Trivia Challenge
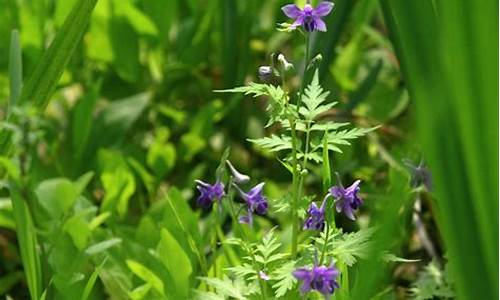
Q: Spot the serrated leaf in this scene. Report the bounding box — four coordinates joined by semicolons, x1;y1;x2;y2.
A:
332;228;375;266
313;228;376;267
271;261;297;298
198;276;248;300
300;70;337;120
409;261;454;300
248;135;293;153
327;127;378;146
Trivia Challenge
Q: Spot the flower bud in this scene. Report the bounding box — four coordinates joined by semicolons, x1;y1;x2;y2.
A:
258;66;273;82
226;160;250;184
277;54;294;72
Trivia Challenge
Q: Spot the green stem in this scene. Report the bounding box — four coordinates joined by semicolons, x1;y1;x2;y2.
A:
296;33;310;112
289;118;300;259
319;221;330;265
290;33;311;259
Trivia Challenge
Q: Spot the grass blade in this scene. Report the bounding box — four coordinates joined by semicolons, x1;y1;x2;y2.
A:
8;29;22;111
18;0;98;109
10;184;42;300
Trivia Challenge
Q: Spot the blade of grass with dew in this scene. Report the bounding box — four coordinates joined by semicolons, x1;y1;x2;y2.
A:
380;0;498;299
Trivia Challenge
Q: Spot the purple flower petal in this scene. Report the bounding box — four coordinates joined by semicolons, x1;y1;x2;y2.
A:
282;4;303;18
194;180;225;210
259;271;270;281
313;2;334;17
248;182;265;197
313;16;327;32
289;16;305;29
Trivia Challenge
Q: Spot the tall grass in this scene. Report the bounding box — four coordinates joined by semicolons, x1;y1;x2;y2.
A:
380;0;498;299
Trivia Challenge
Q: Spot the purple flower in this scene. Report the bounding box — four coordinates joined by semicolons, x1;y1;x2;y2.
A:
195;180;225;209
282;1;334;32
303;202;325;231
403;159;432;191
234;182;268;225
329;178;363;220
293;264;340;298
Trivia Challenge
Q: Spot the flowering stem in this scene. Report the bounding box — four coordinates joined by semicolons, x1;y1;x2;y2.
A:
226;178;267;299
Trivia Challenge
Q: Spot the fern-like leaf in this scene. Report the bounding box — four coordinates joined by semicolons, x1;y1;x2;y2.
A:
248;135;293;152
299;70;337;120
271;261;297;298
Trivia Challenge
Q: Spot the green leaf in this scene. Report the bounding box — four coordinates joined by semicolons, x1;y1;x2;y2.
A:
8;29;22;110
18;0;99;108
113;0;158;36
98;149;136;218
299;70;336;120
381;0;498;298
0;198;15;230
35;178;79;219
146;142;176;178
409;261;454;300
128;283;152;300
313;227;376;267
126;260;165;296
331;228;375;266
312;126;379;153
10;185;42;300
248;135;293;153
271;261;297;298
0;271;23;296
63;215;91;250
81;258;108;300
85;238;122;255
198;276;248;300
72;84;99;157
157;228;192;298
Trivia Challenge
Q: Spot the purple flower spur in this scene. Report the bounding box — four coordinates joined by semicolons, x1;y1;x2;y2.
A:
282;1;334;32
293;263;340;299
194;180;225;210
327;174;363;220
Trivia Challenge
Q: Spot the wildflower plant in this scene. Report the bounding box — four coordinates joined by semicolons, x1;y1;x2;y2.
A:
191;1;385;299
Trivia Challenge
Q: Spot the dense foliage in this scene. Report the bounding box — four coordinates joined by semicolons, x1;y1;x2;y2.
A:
0;0;497;299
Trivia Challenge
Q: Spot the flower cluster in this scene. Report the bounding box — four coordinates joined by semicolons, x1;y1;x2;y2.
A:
293;263;340;298
194;160;268;226
234;182;268;225
303;176;364;232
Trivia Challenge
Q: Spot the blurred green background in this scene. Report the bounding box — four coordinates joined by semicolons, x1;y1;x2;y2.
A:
0;0;497;299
